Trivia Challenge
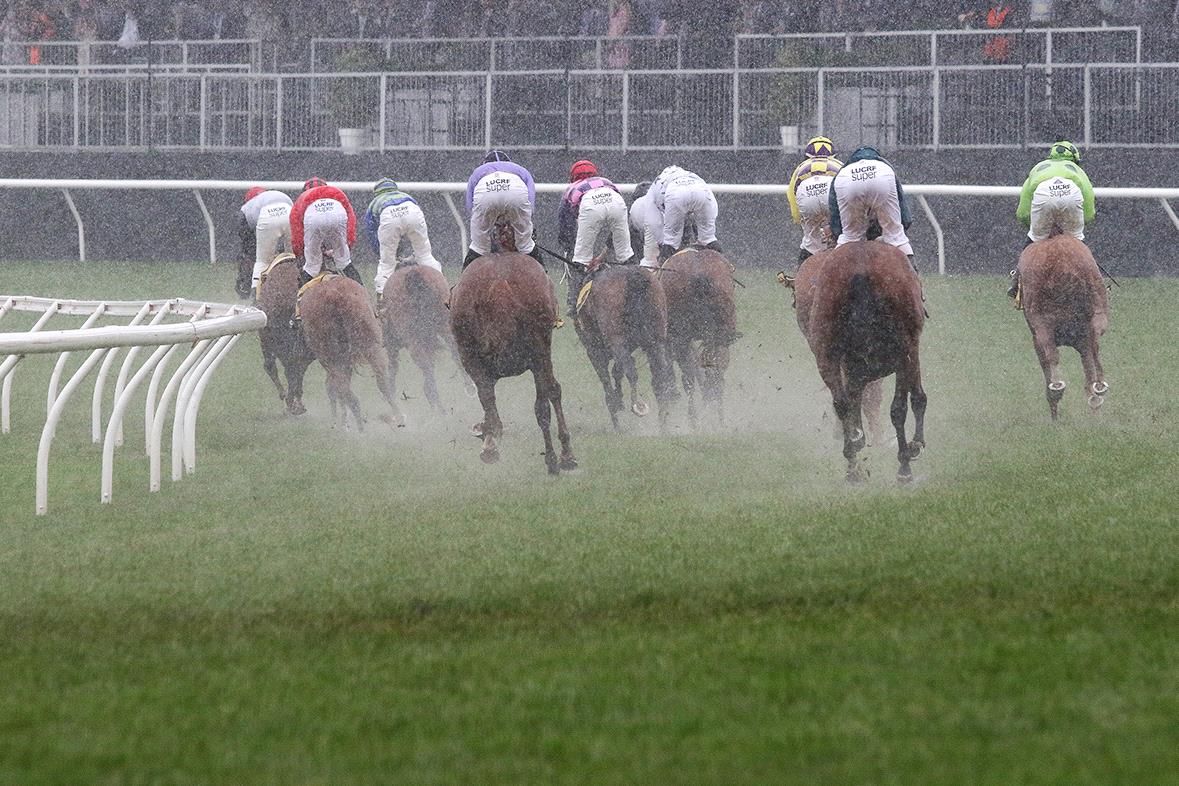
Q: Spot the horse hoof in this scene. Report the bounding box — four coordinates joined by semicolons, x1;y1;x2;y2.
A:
380;412;407;428
897;469;913;484
632;400;650;417
1048;380;1067;392
1088;394;1105;410
1092;381;1109;396
546;462;560;476
470;422;485;438
846;459;870;484
909;440;924;460
287;402;307;417
559;456;578;472
480;447;500;464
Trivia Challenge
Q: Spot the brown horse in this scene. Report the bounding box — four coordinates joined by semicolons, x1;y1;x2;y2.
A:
299;275;405;430
378;264;473;411
253;253;313;416
659;248;737;427
805;240;926;483
449;252;576;474
575;264;677;431
780;250;885;444
1016;234;1110;419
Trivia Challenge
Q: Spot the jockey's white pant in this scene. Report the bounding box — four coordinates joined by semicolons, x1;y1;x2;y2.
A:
630;195;661;267
573;187;633;264
302;198;353;277
469;172;534;255
834;160;913;255
795;175;834;255
1028;178;1085;242
661;186;718;248
251;202;291;291
373;202;441;294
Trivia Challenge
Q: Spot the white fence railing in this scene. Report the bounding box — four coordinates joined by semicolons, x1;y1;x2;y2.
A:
2;178;1179;280
0;295;266;515
1;62;1176;151
0;39;266;72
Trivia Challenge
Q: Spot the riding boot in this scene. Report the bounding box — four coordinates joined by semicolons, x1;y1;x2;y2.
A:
566;269;584;317
658;244;676;264
529;246;545;269
798;248;813;265
621;254;639;266
342;264;364;287
705;240;723;253
297;268;312;288
462;249;481;270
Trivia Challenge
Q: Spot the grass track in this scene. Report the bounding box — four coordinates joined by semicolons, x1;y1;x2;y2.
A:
1;261;1177;784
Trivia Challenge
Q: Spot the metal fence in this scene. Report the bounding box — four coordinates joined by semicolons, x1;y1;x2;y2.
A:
736;26;1142;68
0;39;266;72
309;36;684;73
2;63;1178;151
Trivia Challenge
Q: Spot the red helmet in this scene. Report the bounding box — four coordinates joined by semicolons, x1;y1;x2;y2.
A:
303;177;327;191
569;159;597;182
243;186;266;204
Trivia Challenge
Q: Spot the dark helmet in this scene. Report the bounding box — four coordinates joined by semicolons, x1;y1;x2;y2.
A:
303;177;327;191
851;146;881;161
373;177;399;193
569;159;597;182
632;181;652;200
483;149;511;163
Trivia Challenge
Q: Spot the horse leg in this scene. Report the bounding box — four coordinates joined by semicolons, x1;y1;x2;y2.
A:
672;338;700;429
533;371;559;475
615;343;648;419
546;361;577;472
284;352;310;416
260;337;285;402
1078;332;1109;412
445;331;477;397
818;358;866;482
367;344;406;428
648;341;676;434
890;370;914;483
701;342;729;426
1031;323;1065;420
862;378;885;446
410;342;443;412
585;334;622;430
908;351;928;456
475;374;503;464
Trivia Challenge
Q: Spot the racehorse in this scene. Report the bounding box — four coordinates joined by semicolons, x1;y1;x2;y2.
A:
1015;234;1110;419
658;248;737;427
779;250;885;444
449;252;577;475
298;275;405;430
378;263;473;411
253;253;312;416
575;264;676;431
804;241;926;483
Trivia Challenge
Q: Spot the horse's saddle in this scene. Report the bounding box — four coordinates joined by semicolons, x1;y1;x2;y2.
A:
257;252;297;298
294;272;339;318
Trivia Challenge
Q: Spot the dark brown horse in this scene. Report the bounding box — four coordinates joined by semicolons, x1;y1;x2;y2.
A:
780;250;885;444
1016;234;1110;419
575;264;677;431
253;253;312;415
659;248;737;427
449;252;576;474
378;264;473;411
299;275;404;430
805;240;926;483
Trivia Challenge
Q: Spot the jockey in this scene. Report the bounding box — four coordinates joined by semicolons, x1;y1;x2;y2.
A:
464;149;542;269
290;177;361;287
828;147;915;267
364;177;441;299
1010;140;1096;298
557;159;636;315
787;136;843;263
650;165;721;263
628;181;661;269
238;185;293;299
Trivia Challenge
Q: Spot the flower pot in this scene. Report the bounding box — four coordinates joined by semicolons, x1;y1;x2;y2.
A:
337;127;367;151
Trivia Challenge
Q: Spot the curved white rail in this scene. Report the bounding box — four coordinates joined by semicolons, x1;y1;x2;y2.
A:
0;295;266;515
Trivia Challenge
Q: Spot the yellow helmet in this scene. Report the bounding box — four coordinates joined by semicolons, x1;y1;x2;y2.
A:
805;136;835;158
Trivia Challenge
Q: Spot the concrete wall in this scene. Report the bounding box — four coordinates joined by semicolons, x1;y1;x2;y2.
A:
1;149;1174;276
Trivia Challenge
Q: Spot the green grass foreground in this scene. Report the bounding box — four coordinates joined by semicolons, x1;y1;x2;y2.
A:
1;261;1177;784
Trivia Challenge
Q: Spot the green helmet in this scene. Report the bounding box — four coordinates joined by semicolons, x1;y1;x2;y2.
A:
1049;141;1080;163
373;177;399;193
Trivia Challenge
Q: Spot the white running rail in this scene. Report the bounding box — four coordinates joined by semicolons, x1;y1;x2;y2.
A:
0;295;266;515
2;178;1179;275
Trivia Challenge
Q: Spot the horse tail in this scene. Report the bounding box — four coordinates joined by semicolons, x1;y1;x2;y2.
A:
838;272;898;378
624;268;657;343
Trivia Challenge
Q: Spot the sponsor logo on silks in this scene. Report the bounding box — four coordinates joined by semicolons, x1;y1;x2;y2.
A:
804;181;828;196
